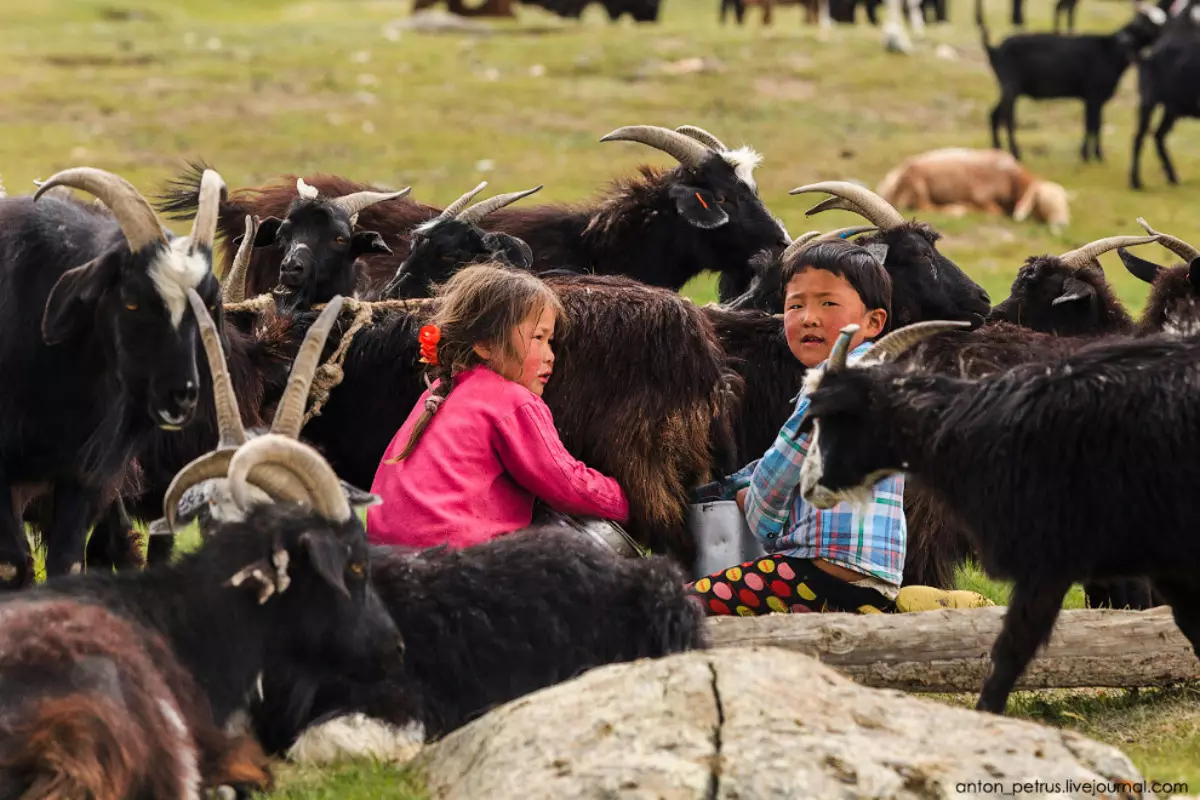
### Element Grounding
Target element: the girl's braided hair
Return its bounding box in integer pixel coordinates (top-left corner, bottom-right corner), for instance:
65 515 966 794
387 263 566 463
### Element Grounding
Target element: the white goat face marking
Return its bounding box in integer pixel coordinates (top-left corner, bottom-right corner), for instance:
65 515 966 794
287 713 426 766
151 238 212 329
721 146 763 192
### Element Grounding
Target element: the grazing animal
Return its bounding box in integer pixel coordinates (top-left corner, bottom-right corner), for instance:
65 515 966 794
1118 218 1200 335
0 166 225 587
377 182 541 300
1130 6 1200 189
250 526 708 759
158 166 410 312
0 597 272 799
876 148 1071 232
979 0 1168 162
158 124 790 305
799 321 1200 714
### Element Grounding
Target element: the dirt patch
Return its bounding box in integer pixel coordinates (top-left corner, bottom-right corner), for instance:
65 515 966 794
753 76 815 101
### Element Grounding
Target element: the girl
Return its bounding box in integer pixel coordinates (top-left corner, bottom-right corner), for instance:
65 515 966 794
367 263 630 549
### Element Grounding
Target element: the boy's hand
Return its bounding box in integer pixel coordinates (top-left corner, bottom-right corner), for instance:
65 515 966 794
735 488 748 511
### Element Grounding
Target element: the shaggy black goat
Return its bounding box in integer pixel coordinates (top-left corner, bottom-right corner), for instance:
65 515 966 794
28 434 403 730
249 525 708 759
799 321 1200 714
979 1 1167 162
158 167 410 312
1130 6 1200 189
377 181 541 300
1118 220 1200 335
0 597 272 799
985 235 1155 335
0 167 227 587
158 124 790 306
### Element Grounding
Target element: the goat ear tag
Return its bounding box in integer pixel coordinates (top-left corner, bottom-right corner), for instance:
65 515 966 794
669 185 729 230
1051 276 1096 306
301 531 351 599
864 243 889 266
352 231 391 256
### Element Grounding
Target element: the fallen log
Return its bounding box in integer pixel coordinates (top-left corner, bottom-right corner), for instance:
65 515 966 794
705 606 1200 693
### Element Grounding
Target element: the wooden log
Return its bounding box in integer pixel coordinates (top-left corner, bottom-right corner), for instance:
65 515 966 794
705 606 1200 693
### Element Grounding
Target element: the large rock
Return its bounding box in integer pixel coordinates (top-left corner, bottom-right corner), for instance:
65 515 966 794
418 646 1154 799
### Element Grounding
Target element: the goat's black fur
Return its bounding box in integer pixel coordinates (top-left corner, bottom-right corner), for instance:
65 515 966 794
987 254 1135 336
1130 9 1200 189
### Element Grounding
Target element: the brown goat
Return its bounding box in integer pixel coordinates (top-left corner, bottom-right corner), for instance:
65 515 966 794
876 148 1071 232
0 598 271 800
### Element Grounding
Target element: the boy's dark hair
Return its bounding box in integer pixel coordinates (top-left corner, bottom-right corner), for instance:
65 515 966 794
780 238 893 320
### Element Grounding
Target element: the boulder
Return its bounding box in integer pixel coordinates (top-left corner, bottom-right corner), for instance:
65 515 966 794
419 646 1153 799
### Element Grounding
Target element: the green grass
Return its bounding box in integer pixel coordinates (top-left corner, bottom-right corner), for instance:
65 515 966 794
5 0 1200 794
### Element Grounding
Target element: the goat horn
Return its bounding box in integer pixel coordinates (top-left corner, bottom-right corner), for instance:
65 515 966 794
161 450 236 534
437 181 488 222
269 295 346 439
805 196 867 217
330 187 411 222
790 181 905 230
816 224 878 242
188 169 227 256
1058 234 1161 269
675 125 729 152
457 185 544 225
186 289 246 449
858 320 973 366
779 231 824 265
599 125 712 170
222 215 258 305
34 167 166 252
827 324 860 371
228 434 351 522
1136 217 1200 263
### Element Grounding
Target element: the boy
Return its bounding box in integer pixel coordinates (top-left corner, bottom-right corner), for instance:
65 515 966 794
687 238 904 616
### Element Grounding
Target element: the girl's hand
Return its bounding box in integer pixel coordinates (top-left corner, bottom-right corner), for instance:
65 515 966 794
735 488 748 511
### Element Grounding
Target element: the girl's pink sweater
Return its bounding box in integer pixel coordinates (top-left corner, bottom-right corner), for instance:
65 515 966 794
366 364 630 549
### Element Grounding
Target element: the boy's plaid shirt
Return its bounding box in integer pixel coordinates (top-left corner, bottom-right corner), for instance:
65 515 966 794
723 341 907 586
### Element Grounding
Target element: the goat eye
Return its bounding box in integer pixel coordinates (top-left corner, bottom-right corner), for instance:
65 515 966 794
348 562 364 577
336 236 348 245
125 301 138 311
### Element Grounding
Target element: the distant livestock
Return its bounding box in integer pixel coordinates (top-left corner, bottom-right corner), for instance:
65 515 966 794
876 148 1070 232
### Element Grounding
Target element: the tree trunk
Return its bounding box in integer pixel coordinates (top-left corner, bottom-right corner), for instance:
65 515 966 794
706 606 1200 693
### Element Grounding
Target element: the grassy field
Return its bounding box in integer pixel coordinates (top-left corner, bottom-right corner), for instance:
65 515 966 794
3 0 1199 795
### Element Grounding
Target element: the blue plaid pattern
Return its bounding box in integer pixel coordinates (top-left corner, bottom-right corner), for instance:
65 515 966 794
722 342 907 587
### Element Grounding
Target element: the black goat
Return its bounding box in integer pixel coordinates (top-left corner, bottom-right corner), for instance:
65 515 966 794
0 167 226 588
979 1 1168 162
159 124 790 306
0 597 272 799
1118 219 1200 335
799 321 1200 714
158 166 409 312
377 182 541 300
28 435 403 730
249 525 708 759
1130 6 1200 189
1053 0 1077 33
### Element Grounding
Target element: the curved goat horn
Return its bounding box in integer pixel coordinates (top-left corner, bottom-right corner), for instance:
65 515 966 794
161 450 237 534
599 125 712 170
1136 217 1200 263
188 169 227 256
330 187 411 222
436 181 488 222
779 230 824 265
817 224 878 242
228 434 351 522
806 196 867 217
858 320 974 366
186 289 246 449
675 125 729 152
827 324 860 372
270 295 346 439
1059 234 1161 269
35 167 166 252
222 215 258 305
790 181 905 230
457 185 544 225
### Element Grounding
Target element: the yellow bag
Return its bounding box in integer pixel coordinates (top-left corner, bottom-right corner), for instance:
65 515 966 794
896 585 995 612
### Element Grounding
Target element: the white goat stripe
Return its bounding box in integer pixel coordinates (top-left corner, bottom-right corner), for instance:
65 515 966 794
151 239 211 329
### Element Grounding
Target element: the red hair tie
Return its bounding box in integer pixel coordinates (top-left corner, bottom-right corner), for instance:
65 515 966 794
418 324 440 366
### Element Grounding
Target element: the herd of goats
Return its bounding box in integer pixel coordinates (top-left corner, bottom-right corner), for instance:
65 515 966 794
0 120 1198 796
